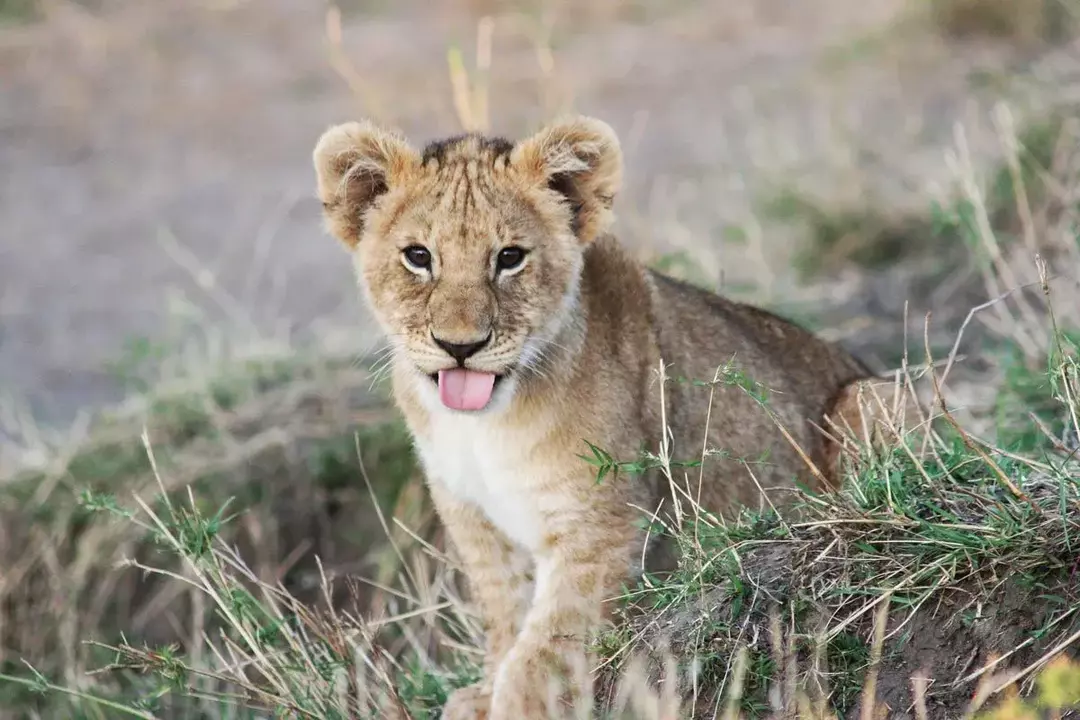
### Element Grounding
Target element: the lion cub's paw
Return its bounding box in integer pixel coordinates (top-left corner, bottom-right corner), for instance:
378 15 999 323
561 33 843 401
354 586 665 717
488 649 565 720
442 682 492 720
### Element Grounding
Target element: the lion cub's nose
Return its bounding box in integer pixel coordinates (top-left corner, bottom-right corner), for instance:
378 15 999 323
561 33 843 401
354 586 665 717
432 333 491 366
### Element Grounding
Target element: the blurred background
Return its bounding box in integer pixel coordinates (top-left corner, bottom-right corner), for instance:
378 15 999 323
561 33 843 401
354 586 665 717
0 0 1077 716
1 0 1076 443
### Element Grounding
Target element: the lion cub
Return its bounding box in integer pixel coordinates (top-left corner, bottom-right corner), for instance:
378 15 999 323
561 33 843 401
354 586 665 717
313 116 875 718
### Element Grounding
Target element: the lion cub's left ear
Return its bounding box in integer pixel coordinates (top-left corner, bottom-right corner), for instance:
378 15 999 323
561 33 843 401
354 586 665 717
511 115 623 244
312 120 420 249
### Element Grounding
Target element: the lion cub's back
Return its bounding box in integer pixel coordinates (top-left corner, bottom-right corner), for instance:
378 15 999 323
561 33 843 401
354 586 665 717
646 270 870 502
649 270 868 391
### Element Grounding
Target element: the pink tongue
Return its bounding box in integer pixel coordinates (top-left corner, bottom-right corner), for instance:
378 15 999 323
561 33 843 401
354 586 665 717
438 369 497 411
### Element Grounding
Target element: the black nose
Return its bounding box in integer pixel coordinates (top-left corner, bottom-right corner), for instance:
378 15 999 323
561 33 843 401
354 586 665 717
432 333 491 365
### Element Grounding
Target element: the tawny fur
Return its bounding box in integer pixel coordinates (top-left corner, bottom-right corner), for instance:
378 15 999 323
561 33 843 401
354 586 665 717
313 116 878 719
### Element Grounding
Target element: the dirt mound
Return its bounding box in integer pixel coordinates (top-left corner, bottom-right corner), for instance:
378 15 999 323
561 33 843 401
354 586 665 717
599 453 1080 719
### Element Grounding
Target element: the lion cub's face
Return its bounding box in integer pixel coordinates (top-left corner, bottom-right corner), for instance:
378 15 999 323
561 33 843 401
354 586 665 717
313 117 623 413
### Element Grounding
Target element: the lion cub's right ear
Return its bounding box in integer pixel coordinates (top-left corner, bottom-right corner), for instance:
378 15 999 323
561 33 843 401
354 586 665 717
312 121 419 249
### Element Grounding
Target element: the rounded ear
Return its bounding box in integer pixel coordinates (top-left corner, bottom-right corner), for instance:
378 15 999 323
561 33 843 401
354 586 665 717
511 115 623 244
312 120 419 248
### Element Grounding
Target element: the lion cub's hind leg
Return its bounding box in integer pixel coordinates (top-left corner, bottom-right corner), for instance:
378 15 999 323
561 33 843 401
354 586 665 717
820 375 921 489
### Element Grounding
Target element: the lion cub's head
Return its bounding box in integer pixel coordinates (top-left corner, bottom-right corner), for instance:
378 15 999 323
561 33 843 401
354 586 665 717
313 116 623 413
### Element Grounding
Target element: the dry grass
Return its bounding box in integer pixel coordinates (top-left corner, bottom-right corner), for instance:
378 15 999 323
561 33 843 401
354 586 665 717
0 348 446 718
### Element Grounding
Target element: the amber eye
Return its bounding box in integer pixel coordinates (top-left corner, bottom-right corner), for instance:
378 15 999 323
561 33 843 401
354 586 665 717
496 246 527 272
403 245 432 271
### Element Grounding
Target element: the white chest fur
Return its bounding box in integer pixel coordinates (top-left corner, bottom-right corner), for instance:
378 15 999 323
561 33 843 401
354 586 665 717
412 410 545 552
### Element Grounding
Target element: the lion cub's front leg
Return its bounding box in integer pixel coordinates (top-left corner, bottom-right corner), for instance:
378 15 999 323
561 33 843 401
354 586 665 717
489 492 640 720
429 483 535 720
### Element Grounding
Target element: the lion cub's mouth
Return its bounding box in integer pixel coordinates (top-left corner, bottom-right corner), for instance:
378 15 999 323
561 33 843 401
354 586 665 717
427 369 506 411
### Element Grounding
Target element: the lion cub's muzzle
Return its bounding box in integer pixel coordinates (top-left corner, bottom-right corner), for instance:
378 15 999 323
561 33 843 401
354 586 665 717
426 330 507 412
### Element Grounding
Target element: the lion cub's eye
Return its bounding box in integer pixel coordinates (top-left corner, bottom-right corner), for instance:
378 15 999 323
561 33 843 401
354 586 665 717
496 246 527 273
402 245 432 271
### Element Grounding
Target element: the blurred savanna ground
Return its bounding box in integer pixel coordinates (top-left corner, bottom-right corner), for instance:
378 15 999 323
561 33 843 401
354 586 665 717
0 0 1079 717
